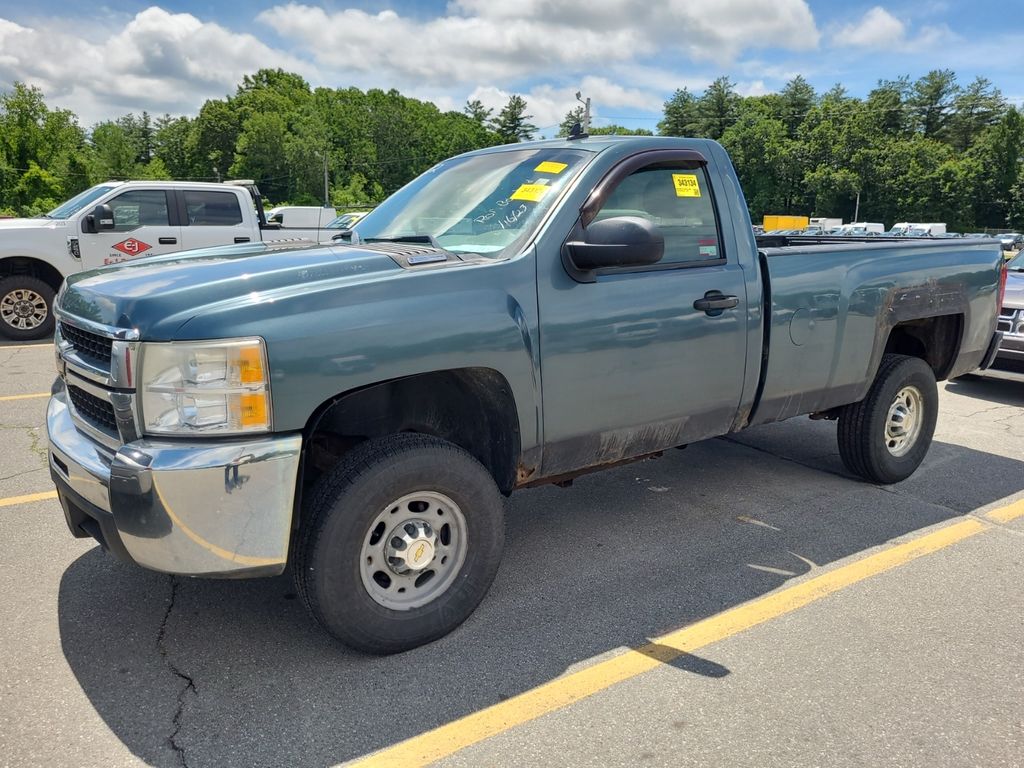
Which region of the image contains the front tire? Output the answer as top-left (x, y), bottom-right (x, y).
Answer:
top-left (837, 354), bottom-right (938, 484)
top-left (295, 434), bottom-right (505, 654)
top-left (0, 276), bottom-right (55, 341)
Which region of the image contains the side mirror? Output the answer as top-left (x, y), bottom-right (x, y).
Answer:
top-left (86, 204), bottom-right (115, 233)
top-left (565, 216), bottom-right (664, 271)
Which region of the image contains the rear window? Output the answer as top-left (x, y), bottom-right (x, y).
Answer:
top-left (184, 191), bottom-right (243, 226)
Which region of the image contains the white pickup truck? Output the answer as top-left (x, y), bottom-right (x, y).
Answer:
top-left (0, 179), bottom-right (310, 340)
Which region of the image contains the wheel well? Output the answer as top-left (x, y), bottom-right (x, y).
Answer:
top-left (0, 257), bottom-right (64, 293)
top-left (304, 368), bottom-right (521, 496)
top-left (884, 314), bottom-right (962, 380)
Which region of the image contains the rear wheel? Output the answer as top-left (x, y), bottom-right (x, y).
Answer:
top-left (294, 433), bottom-right (505, 654)
top-left (0, 276), bottom-right (55, 341)
top-left (837, 354), bottom-right (938, 484)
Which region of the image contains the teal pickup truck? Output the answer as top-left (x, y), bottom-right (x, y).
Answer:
top-left (46, 137), bottom-right (1006, 653)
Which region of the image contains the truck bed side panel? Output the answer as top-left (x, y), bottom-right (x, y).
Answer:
top-left (750, 241), bottom-right (1001, 426)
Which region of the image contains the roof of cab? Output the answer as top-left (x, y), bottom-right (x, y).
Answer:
top-left (463, 135), bottom-right (711, 157)
top-left (96, 180), bottom-right (253, 190)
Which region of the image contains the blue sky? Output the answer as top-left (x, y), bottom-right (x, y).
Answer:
top-left (0, 0), bottom-right (1021, 133)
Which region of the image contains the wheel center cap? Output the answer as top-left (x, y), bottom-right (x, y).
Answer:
top-left (14, 300), bottom-right (32, 318)
top-left (408, 540), bottom-right (434, 570)
top-left (385, 519), bottom-right (437, 574)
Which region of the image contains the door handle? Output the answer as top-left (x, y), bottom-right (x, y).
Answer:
top-left (693, 291), bottom-right (739, 315)
top-left (234, 237), bottom-right (251, 243)
top-left (158, 237), bottom-right (177, 245)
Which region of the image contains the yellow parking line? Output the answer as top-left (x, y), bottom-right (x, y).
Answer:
top-left (0, 392), bottom-right (49, 402)
top-left (0, 490), bottom-right (58, 508)
top-left (986, 499), bottom-right (1024, 523)
top-left (349, 517), bottom-right (990, 768)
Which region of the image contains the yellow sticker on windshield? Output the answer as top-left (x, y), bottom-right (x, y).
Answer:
top-left (511, 183), bottom-right (551, 202)
top-left (672, 173), bottom-right (701, 198)
top-left (535, 161), bottom-right (568, 174)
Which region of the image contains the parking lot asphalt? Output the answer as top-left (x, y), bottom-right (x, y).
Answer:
top-left (0, 343), bottom-right (1021, 768)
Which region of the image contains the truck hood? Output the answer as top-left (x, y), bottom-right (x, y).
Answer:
top-left (0, 217), bottom-right (67, 231)
top-left (58, 241), bottom-right (405, 339)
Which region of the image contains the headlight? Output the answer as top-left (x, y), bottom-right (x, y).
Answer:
top-left (139, 338), bottom-right (271, 436)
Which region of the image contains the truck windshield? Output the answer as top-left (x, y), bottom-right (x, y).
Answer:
top-left (353, 147), bottom-right (592, 257)
top-left (46, 184), bottom-right (119, 220)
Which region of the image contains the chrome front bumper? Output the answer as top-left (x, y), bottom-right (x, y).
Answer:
top-left (47, 387), bottom-right (302, 577)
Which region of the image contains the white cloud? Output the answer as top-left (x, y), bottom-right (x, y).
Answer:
top-left (258, 0), bottom-right (820, 85)
top-left (736, 80), bottom-right (769, 97)
top-left (831, 6), bottom-right (956, 52)
top-left (0, 7), bottom-right (307, 123)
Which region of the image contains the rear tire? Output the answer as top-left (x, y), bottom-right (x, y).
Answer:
top-left (0, 276), bottom-right (55, 341)
top-left (294, 433), bottom-right (505, 654)
top-left (837, 354), bottom-right (938, 484)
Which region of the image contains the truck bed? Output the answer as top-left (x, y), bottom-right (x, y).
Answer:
top-left (749, 238), bottom-right (1003, 426)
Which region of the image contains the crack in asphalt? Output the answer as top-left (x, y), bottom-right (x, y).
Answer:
top-left (961, 403), bottom-right (1019, 419)
top-left (157, 576), bottom-right (196, 768)
top-left (0, 466), bottom-right (48, 484)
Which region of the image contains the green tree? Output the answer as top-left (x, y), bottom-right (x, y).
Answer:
top-left (779, 76), bottom-right (816, 137)
top-left (965, 107), bottom-right (1023, 227)
top-left (188, 99), bottom-right (239, 180)
top-left (490, 95), bottom-right (536, 143)
top-left (558, 106), bottom-right (586, 137)
top-left (153, 115), bottom-right (194, 178)
top-left (230, 111), bottom-right (290, 200)
top-left (589, 125), bottom-right (653, 136)
top-left (698, 77), bottom-right (740, 140)
top-left (0, 82), bottom-right (88, 212)
top-left (658, 88), bottom-right (700, 136)
top-left (948, 77), bottom-right (1006, 152)
top-left (464, 99), bottom-right (492, 124)
top-left (909, 69), bottom-right (959, 139)
top-left (89, 121), bottom-right (138, 179)
top-left (866, 77), bottom-right (912, 137)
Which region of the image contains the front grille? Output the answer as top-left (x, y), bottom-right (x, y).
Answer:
top-left (998, 308), bottom-right (1023, 335)
top-left (68, 385), bottom-right (117, 432)
top-left (60, 322), bottom-right (113, 365)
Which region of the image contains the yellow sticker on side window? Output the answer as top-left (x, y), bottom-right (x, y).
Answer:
top-left (510, 183), bottom-right (551, 202)
top-left (535, 161), bottom-right (568, 174)
top-left (672, 173), bottom-right (702, 197)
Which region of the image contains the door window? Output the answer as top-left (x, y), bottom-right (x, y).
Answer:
top-left (183, 191), bottom-right (243, 226)
top-left (108, 190), bottom-right (170, 231)
top-left (594, 165), bottom-right (721, 265)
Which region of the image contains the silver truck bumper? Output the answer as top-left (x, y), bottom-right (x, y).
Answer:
top-left (47, 388), bottom-right (302, 578)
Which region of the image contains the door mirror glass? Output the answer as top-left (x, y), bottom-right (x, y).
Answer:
top-left (565, 216), bottom-right (664, 271)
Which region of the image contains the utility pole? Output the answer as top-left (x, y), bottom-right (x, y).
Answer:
top-left (853, 190), bottom-right (860, 222)
top-left (323, 150), bottom-right (329, 208)
top-left (575, 91), bottom-right (591, 134)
